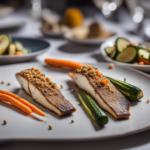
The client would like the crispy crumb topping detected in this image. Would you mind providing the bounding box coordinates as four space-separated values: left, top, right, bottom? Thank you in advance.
19 68 60 96
74 66 114 92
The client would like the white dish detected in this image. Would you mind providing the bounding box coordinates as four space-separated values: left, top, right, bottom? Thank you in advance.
0 62 150 141
64 29 117 45
0 6 14 18
101 37 150 72
0 17 26 29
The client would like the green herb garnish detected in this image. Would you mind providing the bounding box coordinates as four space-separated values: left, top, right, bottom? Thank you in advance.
78 103 82 105
42 74 45 76
35 69 39 71
71 120 74 123
83 66 87 68
124 78 126 82
17 95 20 98
34 75 37 78
92 71 94 74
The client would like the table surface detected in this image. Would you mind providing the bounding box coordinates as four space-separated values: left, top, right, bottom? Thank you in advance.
0 7 150 150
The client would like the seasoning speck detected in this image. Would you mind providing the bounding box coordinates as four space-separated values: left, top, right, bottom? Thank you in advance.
141 108 143 110
71 120 74 123
44 121 47 123
3 120 7 125
49 125 53 130
1 81 4 84
60 85 63 89
138 86 141 88
7 82 11 86
71 89 74 92
109 64 114 69
147 100 150 103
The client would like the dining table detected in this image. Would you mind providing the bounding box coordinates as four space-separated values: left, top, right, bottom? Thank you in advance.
0 7 150 150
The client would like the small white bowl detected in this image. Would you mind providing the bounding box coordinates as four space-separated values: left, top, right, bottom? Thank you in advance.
100 37 150 72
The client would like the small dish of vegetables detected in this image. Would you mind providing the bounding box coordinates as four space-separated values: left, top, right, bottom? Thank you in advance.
101 37 150 72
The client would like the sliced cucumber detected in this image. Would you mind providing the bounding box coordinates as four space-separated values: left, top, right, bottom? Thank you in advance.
106 76 143 100
110 48 117 59
104 46 115 56
116 46 137 63
116 38 130 53
8 43 16 55
0 34 11 55
15 41 23 52
22 47 29 54
138 49 150 62
78 89 108 126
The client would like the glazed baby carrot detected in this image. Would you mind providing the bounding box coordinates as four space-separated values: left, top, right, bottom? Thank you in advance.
0 93 32 115
45 59 85 70
0 90 45 116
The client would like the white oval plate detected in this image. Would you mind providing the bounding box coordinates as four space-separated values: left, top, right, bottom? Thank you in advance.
64 29 117 45
101 37 150 72
0 62 150 141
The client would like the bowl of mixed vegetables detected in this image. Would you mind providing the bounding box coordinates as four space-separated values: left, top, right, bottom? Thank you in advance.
0 34 50 64
101 37 150 72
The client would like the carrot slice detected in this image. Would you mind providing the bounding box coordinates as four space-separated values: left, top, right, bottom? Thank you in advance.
68 72 73 79
45 59 85 70
15 51 22 55
0 93 32 115
0 90 45 116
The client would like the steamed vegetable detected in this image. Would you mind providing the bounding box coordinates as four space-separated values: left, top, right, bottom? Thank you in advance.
45 58 85 69
106 76 143 100
78 89 108 126
0 34 11 55
138 49 150 65
116 38 130 53
116 46 137 63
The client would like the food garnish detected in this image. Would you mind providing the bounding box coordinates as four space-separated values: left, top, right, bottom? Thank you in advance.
1 81 4 84
49 125 53 130
71 120 74 123
3 120 7 125
7 82 11 86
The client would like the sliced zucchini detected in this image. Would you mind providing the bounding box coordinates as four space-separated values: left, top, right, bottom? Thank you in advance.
116 46 137 63
15 41 23 52
138 49 150 62
0 34 11 55
110 48 117 59
22 47 29 54
106 76 143 100
115 37 130 53
8 43 16 55
104 46 115 56
78 89 108 126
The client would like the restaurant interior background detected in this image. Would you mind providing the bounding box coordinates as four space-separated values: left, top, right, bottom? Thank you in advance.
0 0 150 150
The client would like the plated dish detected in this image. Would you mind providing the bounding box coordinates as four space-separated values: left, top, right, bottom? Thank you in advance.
101 37 150 72
0 61 150 141
0 36 50 64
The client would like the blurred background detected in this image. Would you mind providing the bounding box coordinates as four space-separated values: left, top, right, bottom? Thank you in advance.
0 0 150 40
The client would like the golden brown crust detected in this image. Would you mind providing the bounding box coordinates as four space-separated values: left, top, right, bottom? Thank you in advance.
16 69 76 116
74 66 130 119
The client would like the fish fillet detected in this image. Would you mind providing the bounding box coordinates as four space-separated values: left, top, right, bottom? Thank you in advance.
73 67 130 119
16 68 76 116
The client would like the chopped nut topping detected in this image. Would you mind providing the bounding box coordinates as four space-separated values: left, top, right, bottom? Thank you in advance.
109 64 114 69
1 81 4 84
3 120 7 125
147 100 150 103
60 85 63 89
49 125 53 130
7 82 11 86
